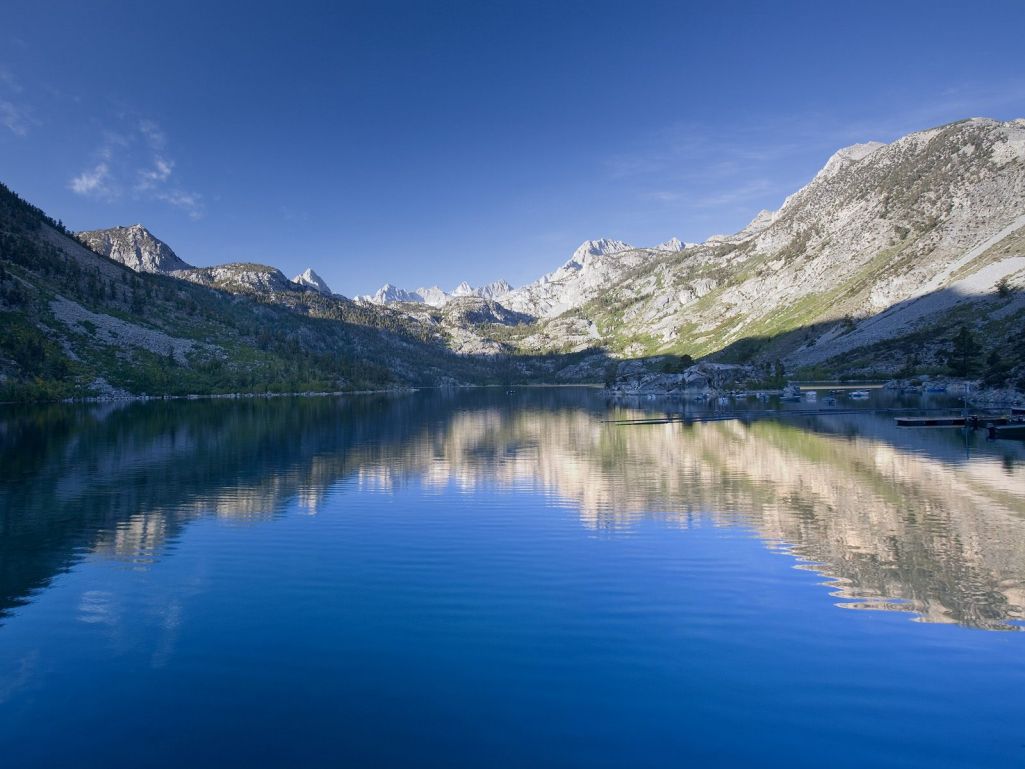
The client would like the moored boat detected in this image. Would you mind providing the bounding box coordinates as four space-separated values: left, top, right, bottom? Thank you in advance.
781 384 802 402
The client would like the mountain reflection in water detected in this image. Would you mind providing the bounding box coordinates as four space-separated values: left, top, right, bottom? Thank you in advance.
1 388 1023 630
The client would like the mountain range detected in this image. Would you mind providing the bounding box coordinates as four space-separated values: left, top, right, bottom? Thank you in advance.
355 118 1025 380
358 279 513 307
2 116 1024 400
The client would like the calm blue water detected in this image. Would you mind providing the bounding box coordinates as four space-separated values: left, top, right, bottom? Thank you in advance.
1 389 1024 768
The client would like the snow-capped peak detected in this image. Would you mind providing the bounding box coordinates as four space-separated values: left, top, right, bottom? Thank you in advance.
291 267 332 294
415 286 450 307
359 279 513 307
476 280 513 300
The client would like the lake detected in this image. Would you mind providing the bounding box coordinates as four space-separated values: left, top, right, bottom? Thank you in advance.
1 388 1024 768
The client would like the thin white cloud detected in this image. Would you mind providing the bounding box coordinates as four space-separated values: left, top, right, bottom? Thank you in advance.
136 156 174 190
0 68 33 136
607 76 1025 212
69 162 112 196
156 189 204 220
0 67 22 92
67 116 204 218
138 118 166 150
643 178 775 209
692 179 775 209
0 99 31 135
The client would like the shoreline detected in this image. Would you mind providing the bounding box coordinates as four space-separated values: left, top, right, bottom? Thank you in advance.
0 381 610 407
0 386 420 407
605 378 1025 408
3 378 1022 408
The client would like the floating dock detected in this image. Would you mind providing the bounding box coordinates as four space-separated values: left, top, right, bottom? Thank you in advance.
989 423 1025 440
895 415 1011 428
895 415 967 427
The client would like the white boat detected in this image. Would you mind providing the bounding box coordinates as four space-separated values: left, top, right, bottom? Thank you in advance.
848 390 870 400
781 384 802 402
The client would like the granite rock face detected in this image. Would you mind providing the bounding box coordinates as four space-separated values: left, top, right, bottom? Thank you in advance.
77 224 192 274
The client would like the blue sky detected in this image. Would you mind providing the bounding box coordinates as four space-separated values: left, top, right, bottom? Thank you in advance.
2 0 1025 297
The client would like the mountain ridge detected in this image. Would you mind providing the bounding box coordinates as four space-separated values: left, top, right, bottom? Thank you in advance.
4 116 1025 399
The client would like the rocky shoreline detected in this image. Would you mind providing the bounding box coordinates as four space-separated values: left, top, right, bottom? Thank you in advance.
605 362 1025 408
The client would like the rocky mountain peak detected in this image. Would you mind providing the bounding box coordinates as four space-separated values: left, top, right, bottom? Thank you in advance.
816 140 887 180
77 224 192 274
414 286 449 307
477 279 513 299
291 267 332 294
569 238 633 266
360 279 513 307
654 237 685 252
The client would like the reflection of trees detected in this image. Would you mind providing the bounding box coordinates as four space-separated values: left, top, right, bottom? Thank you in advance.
1 390 1023 629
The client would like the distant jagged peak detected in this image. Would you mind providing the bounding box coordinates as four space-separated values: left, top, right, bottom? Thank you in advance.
654 237 683 252
360 279 513 307
291 267 332 294
363 283 424 305
474 279 514 300
652 237 700 253
414 286 449 307
569 238 633 265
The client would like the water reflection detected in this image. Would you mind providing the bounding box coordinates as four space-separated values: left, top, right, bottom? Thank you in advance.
1 389 1023 629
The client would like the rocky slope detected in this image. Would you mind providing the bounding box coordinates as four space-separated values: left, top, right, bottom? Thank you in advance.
350 117 1024 385
79 225 322 297
518 118 1025 383
0 184 510 400
71 224 468 349
1 184 612 400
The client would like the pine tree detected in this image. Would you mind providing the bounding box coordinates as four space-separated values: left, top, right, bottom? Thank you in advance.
983 349 1010 387
947 325 980 377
